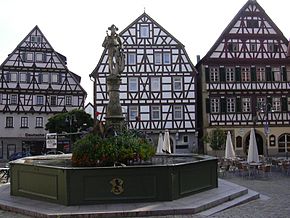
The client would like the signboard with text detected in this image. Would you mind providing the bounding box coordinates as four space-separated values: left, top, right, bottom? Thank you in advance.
46 133 57 149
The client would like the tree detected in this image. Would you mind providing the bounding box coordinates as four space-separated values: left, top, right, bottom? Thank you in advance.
204 128 226 150
45 109 93 135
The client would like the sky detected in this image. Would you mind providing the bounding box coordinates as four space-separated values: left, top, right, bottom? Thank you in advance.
0 0 289 104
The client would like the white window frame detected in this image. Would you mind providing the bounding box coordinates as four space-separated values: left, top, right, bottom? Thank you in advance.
273 67 281 82
154 52 162 64
36 95 44 105
151 77 160 92
151 106 161 120
173 105 183 120
42 73 49 83
127 53 136 65
227 98 235 113
10 94 17 105
35 52 46 62
211 98 220 113
129 106 138 121
272 97 281 112
210 67 219 82
128 77 138 92
51 73 58 84
66 96 72 106
226 67 235 82
173 77 182 91
50 95 57 106
35 117 43 128
21 117 29 128
163 53 171 64
241 67 250 82
242 98 251 112
6 117 13 128
140 24 149 38
257 67 265 82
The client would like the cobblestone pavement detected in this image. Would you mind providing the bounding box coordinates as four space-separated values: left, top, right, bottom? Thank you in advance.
1 170 289 218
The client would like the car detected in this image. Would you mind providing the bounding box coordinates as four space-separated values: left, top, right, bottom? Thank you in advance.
45 150 65 155
9 151 31 161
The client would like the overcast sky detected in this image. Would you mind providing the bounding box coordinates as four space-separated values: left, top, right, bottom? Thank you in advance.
0 0 289 104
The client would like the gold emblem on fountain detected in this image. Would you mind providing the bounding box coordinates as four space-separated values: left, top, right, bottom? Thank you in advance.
110 178 124 195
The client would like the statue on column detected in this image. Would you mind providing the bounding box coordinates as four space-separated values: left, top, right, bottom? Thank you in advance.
102 24 125 132
102 24 125 75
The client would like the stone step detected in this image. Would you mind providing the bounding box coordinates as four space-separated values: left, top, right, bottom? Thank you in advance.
197 189 260 216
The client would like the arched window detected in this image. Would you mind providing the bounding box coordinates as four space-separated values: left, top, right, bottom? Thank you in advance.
236 136 242 148
278 134 290 153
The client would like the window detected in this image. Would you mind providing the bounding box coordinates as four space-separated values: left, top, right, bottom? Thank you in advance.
154 53 162 64
6 117 13 128
129 106 138 121
50 96 57 106
21 117 28 128
247 19 259 28
183 136 188 143
250 43 257 52
22 52 34 62
36 95 44 105
163 53 171 64
66 96 72 106
151 106 161 120
151 77 160 91
211 98 220 113
226 67 235 82
51 73 58 83
228 42 239 52
31 35 41 43
0 94 2 104
210 67 219 82
236 136 242 148
127 53 136 65
35 53 46 62
272 97 281 111
20 73 31 83
5 72 17 82
241 67 250 82
140 24 149 38
267 43 278 52
128 78 138 92
257 97 266 109
242 98 251 112
173 105 183 120
42 73 49 83
256 67 265 81
273 67 281 81
227 98 235 113
36 117 43 128
278 134 290 153
10 94 17 105
173 77 182 91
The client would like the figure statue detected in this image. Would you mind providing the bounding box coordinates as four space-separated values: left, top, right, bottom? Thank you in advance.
102 24 125 75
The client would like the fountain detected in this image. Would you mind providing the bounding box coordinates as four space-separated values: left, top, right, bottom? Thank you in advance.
9 25 218 206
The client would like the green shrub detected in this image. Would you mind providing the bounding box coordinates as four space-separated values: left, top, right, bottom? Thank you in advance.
72 130 155 167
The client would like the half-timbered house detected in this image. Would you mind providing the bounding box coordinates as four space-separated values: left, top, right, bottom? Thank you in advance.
197 0 290 157
90 13 198 153
0 26 86 161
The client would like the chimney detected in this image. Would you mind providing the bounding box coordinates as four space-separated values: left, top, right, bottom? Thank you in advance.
196 55 201 63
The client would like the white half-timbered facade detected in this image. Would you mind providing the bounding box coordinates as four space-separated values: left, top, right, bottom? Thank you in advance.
91 13 197 153
197 0 290 157
0 26 86 161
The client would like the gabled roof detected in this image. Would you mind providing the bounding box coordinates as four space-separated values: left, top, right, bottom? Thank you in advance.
198 0 289 65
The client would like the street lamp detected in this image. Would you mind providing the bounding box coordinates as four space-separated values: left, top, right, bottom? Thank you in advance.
65 115 76 152
256 102 273 157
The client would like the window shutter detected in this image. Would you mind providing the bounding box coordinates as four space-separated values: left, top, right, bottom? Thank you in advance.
26 73 31 83
220 67 225 82
58 74 62 84
250 66 256 81
221 98 226 113
235 67 241 82
281 97 288 112
236 98 241 112
282 66 287 82
266 67 272 81
206 98 210 113
205 67 210 83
